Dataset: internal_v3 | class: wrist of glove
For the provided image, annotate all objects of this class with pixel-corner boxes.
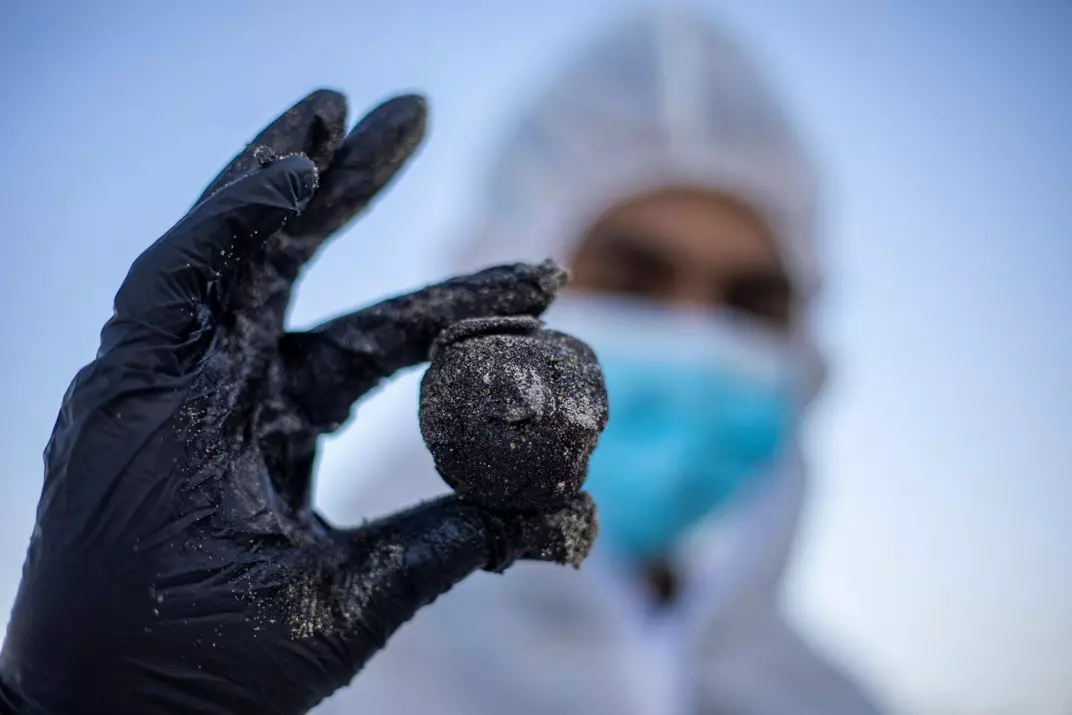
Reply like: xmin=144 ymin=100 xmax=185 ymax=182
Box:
xmin=0 ymin=90 xmax=601 ymax=715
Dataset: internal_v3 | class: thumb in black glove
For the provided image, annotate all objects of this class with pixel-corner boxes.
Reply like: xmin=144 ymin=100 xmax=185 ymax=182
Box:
xmin=0 ymin=91 xmax=600 ymax=715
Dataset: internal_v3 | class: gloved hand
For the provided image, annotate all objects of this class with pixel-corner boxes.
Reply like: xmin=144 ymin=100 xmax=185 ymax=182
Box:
xmin=0 ymin=90 xmax=598 ymax=715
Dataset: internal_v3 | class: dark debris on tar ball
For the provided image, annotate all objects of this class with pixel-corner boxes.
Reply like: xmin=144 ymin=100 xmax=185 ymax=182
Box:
xmin=419 ymin=315 xmax=609 ymax=512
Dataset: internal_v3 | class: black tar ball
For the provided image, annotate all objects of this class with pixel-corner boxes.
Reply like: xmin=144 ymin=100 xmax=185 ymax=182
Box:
xmin=419 ymin=315 xmax=609 ymax=512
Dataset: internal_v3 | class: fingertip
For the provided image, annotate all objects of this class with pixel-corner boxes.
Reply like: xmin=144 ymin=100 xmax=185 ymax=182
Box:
xmin=501 ymin=260 xmax=568 ymax=317
xmin=548 ymin=492 xmax=599 ymax=568
xmin=304 ymin=87 xmax=348 ymax=113
xmin=534 ymin=259 xmax=569 ymax=296
xmin=347 ymin=92 xmax=429 ymax=152
xmin=195 ymin=90 xmax=349 ymax=207
xmin=258 ymin=154 xmax=319 ymax=212
xmin=289 ymin=88 xmax=349 ymax=142
xmin=370 ymin=93 xmax=428 ymax=133
xmin=392 ymin=92 xmax=429 ymax=111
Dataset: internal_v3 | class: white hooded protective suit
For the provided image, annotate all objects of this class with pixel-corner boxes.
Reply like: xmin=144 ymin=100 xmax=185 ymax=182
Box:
xmin=314 ymin=8 xmax=884 ymax=715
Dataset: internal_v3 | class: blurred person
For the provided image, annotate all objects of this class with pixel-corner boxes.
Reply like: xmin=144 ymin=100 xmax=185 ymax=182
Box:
xmin=317 ymin=7 xmax=885 ymax=715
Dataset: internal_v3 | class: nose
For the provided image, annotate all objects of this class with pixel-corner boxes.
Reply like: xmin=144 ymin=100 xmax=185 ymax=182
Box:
xmin=661 ymin=274 xmax=725 ymax=311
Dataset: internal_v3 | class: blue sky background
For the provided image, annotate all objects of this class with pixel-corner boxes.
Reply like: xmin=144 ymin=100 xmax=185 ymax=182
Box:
xmin=1 ymin=2 xmax=1069 ymax=713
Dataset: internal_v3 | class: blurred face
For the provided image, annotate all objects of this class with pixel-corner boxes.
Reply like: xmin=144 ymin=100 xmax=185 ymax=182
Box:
xmin=569 ymin=188 xmax=793 ymax=329
xmin=552 ymin=189 xmax=802 ymax=568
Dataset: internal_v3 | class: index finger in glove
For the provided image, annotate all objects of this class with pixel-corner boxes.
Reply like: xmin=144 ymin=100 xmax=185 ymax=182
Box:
xmin=277 ymin=261 xmax=567 ymax=431
xmin=107 ymin=156 xmax=318 ymax=353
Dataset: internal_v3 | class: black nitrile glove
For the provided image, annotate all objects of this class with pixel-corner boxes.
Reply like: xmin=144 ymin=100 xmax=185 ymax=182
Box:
xmin=0 ymin=91 xmax=597 ymax=715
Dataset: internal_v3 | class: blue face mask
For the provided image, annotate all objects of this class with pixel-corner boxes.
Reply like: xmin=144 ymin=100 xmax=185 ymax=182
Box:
xmin=542 ymin=293 xmax=804 ymax=562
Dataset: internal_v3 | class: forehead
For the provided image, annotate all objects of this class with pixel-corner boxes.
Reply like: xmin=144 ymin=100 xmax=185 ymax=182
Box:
xmin=579 ymin=188 xmax=783 ymax=273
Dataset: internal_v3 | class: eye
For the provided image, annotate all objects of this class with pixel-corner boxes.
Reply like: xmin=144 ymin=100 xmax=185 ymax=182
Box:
xmin=573 ymin=232 xmax=677 ymax=301
xmin=723 ymin=271 xmax=793 ymax=328
xmin=604 ymin=268 xmax=670 ymax=300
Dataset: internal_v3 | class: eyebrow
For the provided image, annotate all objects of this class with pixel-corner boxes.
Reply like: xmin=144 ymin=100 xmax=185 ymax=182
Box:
xmin=723 ymin=267 xmax=795 ymax=303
